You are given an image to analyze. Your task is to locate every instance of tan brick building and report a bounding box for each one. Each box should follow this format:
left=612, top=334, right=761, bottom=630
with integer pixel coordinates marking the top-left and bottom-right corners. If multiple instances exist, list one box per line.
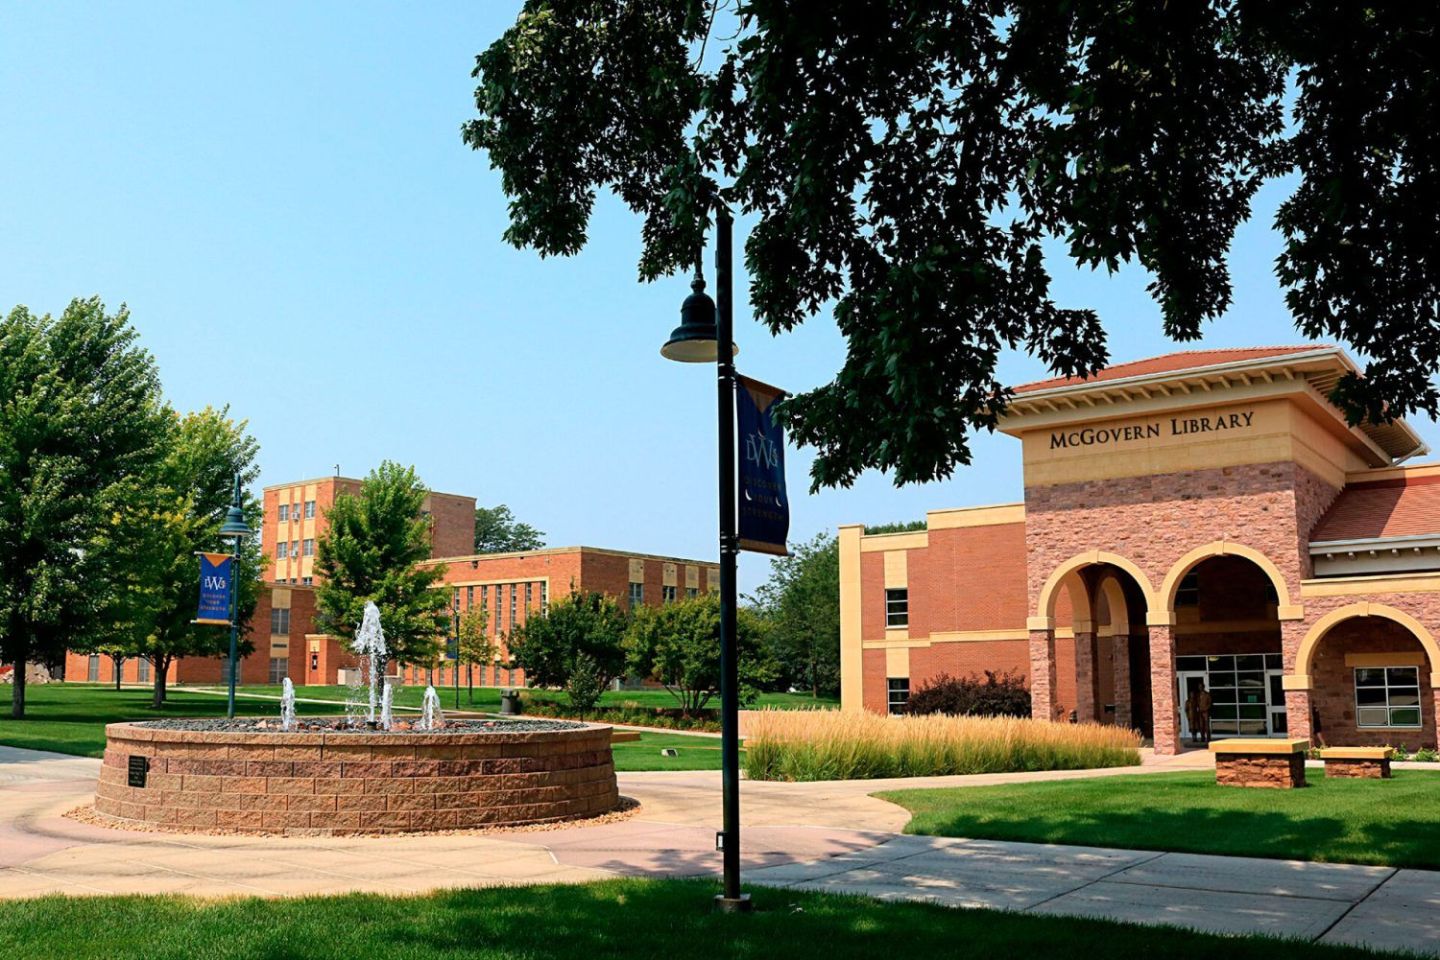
left=842, top=346, right=1440, bottom=754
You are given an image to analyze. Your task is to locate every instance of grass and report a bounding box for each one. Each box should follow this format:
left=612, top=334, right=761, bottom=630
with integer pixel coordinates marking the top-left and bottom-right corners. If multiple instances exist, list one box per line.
left=0, top=878, right=1405, bottom=960
left=744, top=710, right=1141, bottom=781
left=0, top=684, right=728, bottom=773
left=881, top=769, right=1440, bottom=869
left=189, top=682, right=838, bottom=713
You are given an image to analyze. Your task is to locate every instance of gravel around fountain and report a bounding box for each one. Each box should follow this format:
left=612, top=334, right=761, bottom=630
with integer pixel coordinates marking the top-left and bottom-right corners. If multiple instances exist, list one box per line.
left=129, top=717, right=588, bottom=734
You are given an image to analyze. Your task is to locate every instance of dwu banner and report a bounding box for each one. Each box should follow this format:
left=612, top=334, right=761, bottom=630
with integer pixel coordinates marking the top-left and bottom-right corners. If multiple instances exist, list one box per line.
left=195, top=553, right=233, bottom=625
left=736, top=375, right=789, bottom=556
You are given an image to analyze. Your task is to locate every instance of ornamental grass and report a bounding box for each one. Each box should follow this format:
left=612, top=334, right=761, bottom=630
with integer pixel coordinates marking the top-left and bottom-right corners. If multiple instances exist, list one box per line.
left=743, top=709, right=1142, bottom=782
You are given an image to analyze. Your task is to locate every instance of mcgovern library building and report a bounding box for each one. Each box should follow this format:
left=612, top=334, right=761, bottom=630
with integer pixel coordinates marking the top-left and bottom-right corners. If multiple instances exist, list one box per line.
left=840, top=346, right=1440, bottom=754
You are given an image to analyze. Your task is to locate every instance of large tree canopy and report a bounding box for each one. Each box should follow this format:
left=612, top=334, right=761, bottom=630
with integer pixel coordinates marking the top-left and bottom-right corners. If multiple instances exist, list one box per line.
left=465, top=2, right=1438, bottom=489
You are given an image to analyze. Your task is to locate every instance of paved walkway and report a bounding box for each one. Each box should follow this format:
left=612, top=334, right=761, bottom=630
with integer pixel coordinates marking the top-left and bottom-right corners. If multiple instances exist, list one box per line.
left=1, top=744, right=1435, bottom=954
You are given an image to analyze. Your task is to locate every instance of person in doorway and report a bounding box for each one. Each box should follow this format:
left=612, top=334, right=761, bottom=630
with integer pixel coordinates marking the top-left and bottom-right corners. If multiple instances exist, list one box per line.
left=1184, top=687, right=1201, bottom=745
left=1195, top=682, right=1213, bottom=744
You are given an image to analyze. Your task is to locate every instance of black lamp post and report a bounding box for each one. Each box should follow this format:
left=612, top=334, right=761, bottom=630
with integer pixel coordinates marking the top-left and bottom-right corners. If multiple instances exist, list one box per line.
left=218, top=474, right=252, bottom=719
left=452, top=599, right=461, bottom=710
left=661, top=208, right=749, bottom=913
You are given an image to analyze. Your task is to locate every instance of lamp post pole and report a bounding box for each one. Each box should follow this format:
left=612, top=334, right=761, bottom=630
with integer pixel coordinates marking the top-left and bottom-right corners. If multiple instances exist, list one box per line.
left=453, top=602, right=461, bottom=710
left=219, top=474, right=251, bottom=720
left=660, top=207, right=748, bottom=912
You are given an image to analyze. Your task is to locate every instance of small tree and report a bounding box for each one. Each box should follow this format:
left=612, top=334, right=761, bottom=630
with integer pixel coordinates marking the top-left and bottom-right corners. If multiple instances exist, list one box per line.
left=507, top=589, right=626, bottom=711
left=624, top=593, right=775, bottom=716
left=750, top=533, right=841, bottom=698
left=314, top=462, right=451, bottom=675
left=473, top=504, right=545, bottom=553
left=455, top=605, right=493, bottom=704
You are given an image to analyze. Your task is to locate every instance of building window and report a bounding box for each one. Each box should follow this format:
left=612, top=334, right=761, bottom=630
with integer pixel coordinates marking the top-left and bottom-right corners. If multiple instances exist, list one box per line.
left=686, top=587, right=698, bottom=600
left=271, top=607, right=291, bottom=635
left=480, top=584, right=488, bottom=609
left=304, top=500, right=315, bottom=519
left=277, top=542, right=289, bottom=559
left=629, top=582, right=643, bottom=608
left=136, top=658, right=151, bottom=683
left=453, top=587, right=461, bottom=609
left=1355, top=666, right=1422, bottom=728
left=525, top=582, right=532, bottom=612
left=302, top=539, right=315, bottom=557
left=662, top=585, right=677, bottom=604
left=278, top=503, right=289, bottom=522
left=885, top=588, right=909, bottom=627
left=510, top=584, right=517, bottom=624
left=887, top=678, right=910, bottom=714
left=291, top=541, right=299, bottom=559
left=268, top=658, right=289, bottom=684
left=466, top=585, right=474, bottom=607
left=87, top=655, right=100, bottom=682
left=302, top=577, right=313, bottom=586
left=540, top=581, right=548, bottom=613
left=1176, top=572, right=1200, bottom=607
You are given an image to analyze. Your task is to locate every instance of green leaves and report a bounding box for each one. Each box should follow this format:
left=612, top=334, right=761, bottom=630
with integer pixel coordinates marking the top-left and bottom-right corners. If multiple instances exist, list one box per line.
left=468, top=1, right=1440, bottom=487
left=507, top=589, right=628, bottom=705
left=313, top=462, right=450, bottom=666
left=623, top=592, right=774, bottom=715
left=473, top=504, right=545, bottom=553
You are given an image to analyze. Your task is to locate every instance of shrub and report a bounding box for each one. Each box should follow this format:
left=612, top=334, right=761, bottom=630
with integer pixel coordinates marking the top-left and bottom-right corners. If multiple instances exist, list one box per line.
left=743, top=709, right=1141, bottom=781
left=1394, top=744, right=1412, bottom=761
left=1414, top=747, right=1439, bottom=763
left=904, top=671, right=1030, bottom=718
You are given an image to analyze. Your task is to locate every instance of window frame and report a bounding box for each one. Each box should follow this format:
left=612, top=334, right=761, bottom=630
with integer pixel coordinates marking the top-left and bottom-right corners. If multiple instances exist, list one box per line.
left=887, top=677, right=910, bottom=714
left=1354, top=665, right=1423, bottom=729
left=277, top=503, right=289, bottom=522
left=629, top=581, right=643, bottom=608
left=884, top=588, right=909, bottom=628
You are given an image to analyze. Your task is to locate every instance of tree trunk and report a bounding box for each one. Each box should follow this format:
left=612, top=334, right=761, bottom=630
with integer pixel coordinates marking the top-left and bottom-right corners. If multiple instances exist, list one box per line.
left=114, top=656, right=124, bottom=691
left=467, top=665, right=473, bottom=704
left=151, top=659, right=168, bottom=709
left=10, top=659, right=26, bottom=719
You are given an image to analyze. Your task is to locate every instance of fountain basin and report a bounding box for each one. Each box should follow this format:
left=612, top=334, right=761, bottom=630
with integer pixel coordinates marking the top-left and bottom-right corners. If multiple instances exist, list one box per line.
left=95, top=718, right=619, bottom=835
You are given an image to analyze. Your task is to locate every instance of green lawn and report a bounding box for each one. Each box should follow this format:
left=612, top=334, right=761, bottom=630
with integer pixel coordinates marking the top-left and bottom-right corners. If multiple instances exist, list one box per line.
left=189, top=682, right=837, bottom=713
left=880, top=770, right=1440, bottom=869
left=0, top=878, right=1403, bottom=960
left=0, top=684, right=728, bottom=773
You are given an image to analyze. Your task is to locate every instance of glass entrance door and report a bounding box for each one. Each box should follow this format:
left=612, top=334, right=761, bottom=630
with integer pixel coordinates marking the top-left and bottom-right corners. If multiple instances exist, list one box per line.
left=1176, top=653, right=1286, bottom=739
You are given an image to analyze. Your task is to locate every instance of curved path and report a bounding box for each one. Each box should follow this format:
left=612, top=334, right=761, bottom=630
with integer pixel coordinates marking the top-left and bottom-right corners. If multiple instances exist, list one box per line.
left=1, top=745, right=1435, bottom=955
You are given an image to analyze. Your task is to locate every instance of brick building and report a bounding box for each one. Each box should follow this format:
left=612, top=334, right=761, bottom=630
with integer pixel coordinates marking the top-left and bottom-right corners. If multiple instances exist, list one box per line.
left=262, top=476, right=475, bottom=585
left=69, top=547, right=718, bottom=691
left=842, top=346, right=1440, bottom=754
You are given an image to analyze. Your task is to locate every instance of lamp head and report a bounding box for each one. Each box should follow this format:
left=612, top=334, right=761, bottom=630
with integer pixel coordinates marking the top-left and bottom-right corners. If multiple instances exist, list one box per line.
left=661, top=269, right=737, bottom=363
left=218, top=474, right=251, bottom=540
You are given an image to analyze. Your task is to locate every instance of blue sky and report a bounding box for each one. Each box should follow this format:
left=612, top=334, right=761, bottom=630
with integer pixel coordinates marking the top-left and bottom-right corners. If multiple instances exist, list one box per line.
left=3, top=2, right=1434, bottom=592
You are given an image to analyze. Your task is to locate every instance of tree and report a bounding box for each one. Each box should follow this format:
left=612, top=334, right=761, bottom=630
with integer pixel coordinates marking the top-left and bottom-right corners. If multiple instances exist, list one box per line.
left=93, top=408, right=265, bottom=707
left=624, top=592, right=775, bottom=715
left=473, top=504, right=545, bottom=553
left=750, top=533, right=840, bottom=698
left=456, top=605, right=494, bottom=704
left=466, top=3, right=1440, bottom=489
left=313, top=462, right=450, bottom=674
left=0, top=299, right=167, bottom=718
left=507, top=589, right=627, bottom=710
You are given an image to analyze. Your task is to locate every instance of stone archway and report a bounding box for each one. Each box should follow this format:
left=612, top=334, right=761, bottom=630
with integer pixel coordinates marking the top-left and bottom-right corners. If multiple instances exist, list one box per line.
left=1158, top=540, right=1303, bottom=622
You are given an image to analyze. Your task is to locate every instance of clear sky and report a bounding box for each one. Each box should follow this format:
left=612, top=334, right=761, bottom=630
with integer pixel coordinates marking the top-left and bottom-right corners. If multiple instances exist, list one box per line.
left=3, top=2, right=1435, bottom=593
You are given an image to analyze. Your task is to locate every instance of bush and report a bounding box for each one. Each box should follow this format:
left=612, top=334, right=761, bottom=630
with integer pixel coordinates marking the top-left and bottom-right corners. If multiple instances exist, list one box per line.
left=1414, top=747, right=1439, bottom=763
left=904, top=671, right=1030, bottom=718
left=743, top=709, right=1141, bottom=781
left=520, top=696, right=721, bottom=732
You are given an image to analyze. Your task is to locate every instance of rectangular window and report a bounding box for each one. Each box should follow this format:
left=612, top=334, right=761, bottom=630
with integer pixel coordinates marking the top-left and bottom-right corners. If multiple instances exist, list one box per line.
left=662, top=585, right=677, bottom=604
left=1355, top=666, right=1422, bottom=728
left=302, top=577, right=313, bottom=586
left=277, top=542, right=288, bottom=559
left=885, top=588, right=909, bottom=627
left=480, top=585, right=488, bottom=609
left=540, top=581, right=548, bottom=613
left=278, top=503, right=289, bottom=522
left=887, top=678, right=910, bottom=714
left=629, top=582, right=643, bottom=608
left=290, top=541, right=299, bottom=560
left=302, top=539, right=315, bottom=557
left=466, top=585, right=474, bottom=608
left=525, top=582, right=532, bottom=613
left=686, top=587, right=698, bottom=600
left=304, top=500, right=316, bottom=519
left=268, top=657, right=289, bottom=684
left=271, top=607, right=291, bottom=635
left=453, top=587, right=461, bottom=609
left=137, top=658, right=151, bottom=683
left=510, top=584, right=517, bottom=624
left=87, top=654, right=100, bottom=682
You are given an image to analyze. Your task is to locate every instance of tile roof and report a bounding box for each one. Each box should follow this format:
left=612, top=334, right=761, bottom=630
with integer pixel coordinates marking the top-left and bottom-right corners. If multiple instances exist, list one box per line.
left=1013, top=346, right=1328, bottom=394
left=1312, top=476, right=1440, bottom=542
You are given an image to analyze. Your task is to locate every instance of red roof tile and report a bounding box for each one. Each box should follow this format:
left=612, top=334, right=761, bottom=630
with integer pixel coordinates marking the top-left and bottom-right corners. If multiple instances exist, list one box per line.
left=1014, top=346, right=1329, bottom=394
left=1312, top=476, right=1440, bottom=542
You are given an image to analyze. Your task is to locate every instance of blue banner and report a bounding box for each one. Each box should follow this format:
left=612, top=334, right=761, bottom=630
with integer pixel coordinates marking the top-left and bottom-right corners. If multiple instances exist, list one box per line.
left=737, top=375, right=789, bottom=556
left=195, top=553, right=233, bottom=624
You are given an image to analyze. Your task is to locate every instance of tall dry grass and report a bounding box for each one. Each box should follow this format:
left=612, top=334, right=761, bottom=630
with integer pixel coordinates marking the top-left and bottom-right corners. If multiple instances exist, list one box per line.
left=743, top=709, right=1142, bottom=781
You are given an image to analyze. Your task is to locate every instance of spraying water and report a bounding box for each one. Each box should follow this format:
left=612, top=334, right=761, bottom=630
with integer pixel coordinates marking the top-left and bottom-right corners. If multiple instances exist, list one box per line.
left=379, top=681, right=395, bottom=731
left=351, top=602, right=388, bottom=726
left=280, top=677, right=297, bottom=732
left=420, top=685, right=444, bottom=731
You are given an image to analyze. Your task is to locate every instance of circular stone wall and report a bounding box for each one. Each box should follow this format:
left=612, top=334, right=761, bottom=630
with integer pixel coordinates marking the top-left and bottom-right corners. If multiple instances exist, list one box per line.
left=94, top=719, right=619, bottom=835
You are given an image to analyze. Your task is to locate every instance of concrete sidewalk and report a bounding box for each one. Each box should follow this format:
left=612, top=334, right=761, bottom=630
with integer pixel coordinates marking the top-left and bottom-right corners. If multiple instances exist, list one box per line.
left=1, top=744, right=1436, bottom=954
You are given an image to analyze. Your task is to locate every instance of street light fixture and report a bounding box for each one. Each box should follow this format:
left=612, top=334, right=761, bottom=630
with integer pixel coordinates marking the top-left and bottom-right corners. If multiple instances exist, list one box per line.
left=661, top=208, right=750, bottom=913
left=218, top=474, right=252, bottom=719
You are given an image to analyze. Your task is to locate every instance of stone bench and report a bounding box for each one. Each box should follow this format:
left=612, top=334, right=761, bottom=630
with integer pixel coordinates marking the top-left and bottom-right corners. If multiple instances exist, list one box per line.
left=611, top=730, right=641, bottom=744
left=1320, top=746, right=1393, bottom=779
left=1211, top=738, right=1310, bottom=788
